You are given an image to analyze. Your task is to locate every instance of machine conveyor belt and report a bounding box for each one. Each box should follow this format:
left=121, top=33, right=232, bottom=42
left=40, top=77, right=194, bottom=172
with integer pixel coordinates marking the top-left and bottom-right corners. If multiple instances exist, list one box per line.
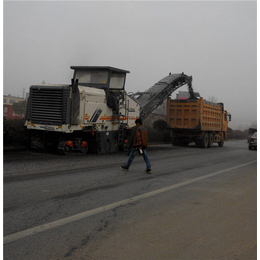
left=129, top=73, right=194, bottom=120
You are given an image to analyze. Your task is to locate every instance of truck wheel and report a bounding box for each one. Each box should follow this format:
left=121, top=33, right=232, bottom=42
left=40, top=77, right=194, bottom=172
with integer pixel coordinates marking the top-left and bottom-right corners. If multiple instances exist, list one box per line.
left=201, top=133, right=209, bottom=148
left=123, top=144, right=129, bottom=152
left=63, top=145, right=71, bottom=155
left=58, top=141, right=71, bottom=155
left=80, top=145, right=89, bottom=154
left=119, top=142, right=128, bottom=152
left=218, top=139, right=224, bottom=147
left=36, top=139, right=46, bottom=152
left=208, top=133, right=213, bottom=148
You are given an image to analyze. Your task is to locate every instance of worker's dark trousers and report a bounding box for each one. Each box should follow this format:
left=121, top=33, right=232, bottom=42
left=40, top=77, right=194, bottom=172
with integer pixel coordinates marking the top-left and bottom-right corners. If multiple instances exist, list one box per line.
left=125, top=147, right=151, bottom=169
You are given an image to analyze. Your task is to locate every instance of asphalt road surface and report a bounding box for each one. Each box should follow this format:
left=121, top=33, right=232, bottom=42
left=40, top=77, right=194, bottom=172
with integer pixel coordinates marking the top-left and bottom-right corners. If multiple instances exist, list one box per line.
left=4, top=140, right=257, bottom=260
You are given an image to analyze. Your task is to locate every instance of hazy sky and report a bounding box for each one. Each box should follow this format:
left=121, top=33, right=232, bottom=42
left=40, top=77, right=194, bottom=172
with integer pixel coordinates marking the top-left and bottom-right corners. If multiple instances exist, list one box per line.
left=3, top=1, right=257, bottom=130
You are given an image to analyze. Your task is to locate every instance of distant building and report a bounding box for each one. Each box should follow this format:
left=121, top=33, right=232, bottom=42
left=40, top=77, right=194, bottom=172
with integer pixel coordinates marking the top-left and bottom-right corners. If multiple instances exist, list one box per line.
left=3, top=94, right=26, bottom=119
left=3, top=104, right=25, bottom=119
left=3, top=94, right=25, bottom=105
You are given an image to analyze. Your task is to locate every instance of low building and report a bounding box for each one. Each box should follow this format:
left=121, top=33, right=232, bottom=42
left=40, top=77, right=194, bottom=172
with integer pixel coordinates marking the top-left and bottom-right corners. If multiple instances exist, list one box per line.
left=3, top=95, right=25, bottom=105
left=3, top=104, right=24, bottom=119
left=3, top=95, right=26, bottom=119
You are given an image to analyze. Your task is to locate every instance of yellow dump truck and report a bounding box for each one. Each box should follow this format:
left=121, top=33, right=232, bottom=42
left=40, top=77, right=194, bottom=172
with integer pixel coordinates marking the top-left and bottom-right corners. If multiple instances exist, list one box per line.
left=166, top=97, right=231, bottom=148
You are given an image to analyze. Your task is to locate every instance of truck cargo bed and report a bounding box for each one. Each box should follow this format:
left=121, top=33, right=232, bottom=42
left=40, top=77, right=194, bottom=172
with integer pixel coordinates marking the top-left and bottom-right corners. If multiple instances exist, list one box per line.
left=166, top=97, right=223, bottom=131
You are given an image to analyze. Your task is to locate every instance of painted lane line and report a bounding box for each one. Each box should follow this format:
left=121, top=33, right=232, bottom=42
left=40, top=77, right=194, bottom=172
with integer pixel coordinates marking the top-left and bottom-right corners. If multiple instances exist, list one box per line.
left=4, top=160, right=256, bottom=244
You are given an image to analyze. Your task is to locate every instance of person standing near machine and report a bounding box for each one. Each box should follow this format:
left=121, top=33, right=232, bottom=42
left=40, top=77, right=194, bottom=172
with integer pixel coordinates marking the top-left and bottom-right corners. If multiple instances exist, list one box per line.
left=121, top=119, right=152, bottom=173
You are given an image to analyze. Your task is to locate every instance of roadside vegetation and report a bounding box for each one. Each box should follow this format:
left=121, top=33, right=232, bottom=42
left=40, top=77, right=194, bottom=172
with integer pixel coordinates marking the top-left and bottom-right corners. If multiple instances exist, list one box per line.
left=3, top=117, right=30, bottom=147
left=146, top=119, right=171, bottom=143
left=3, top=117, right=249, bottom=148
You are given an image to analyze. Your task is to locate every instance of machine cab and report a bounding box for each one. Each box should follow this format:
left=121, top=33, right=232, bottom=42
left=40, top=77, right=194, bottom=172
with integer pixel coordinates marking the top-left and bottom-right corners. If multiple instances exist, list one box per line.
left=71, top=66, right=129, bottom=91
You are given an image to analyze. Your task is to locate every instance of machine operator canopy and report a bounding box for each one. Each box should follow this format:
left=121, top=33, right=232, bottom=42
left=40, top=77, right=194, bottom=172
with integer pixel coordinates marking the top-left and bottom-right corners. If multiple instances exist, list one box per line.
left=71, top=66, right=130, bottom=91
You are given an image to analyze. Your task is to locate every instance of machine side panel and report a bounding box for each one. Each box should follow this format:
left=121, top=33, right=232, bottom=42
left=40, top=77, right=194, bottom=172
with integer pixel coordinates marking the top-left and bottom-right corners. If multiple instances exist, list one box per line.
left=200, top=99, right=223, bottom=131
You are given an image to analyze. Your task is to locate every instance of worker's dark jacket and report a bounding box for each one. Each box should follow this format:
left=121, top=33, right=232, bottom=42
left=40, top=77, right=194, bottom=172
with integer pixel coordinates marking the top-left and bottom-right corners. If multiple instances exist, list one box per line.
left=133, top=126, right=148, bottom=149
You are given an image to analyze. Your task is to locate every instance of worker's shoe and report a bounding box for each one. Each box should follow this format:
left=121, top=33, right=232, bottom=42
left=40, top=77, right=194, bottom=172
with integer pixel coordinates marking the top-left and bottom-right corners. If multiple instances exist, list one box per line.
left=121, top=165, right=129, bottom=170
left=145, top=169, right=152, bottom=174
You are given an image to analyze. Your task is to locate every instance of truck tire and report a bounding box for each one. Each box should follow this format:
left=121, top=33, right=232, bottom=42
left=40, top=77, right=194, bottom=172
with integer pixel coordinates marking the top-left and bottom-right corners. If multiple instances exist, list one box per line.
left=119, top=143, right=128, bottom=152
left=35, top=139, right=46, bottom=152
left=80, top=145, right=89, bottom=154
left=201, top=133, right=209, bottom=148
left=58, top=141, right=71, bottom=155
left=218, top=139, right=224, bottom=147
left=208, top=133, right=213, bottom=148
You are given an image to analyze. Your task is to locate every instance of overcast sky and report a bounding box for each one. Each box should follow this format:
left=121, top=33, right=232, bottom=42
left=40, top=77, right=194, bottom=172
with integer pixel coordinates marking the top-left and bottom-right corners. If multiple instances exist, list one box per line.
left=3, top=1, right=257, bottom=130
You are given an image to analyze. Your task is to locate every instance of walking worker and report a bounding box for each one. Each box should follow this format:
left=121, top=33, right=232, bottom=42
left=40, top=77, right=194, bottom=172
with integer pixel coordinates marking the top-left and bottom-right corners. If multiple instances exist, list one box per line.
left=121, top=119, right=152, bottom=173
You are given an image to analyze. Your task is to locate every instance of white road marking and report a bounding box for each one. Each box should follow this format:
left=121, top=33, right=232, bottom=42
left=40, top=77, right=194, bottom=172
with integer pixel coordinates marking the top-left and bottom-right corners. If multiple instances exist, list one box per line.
left=4, top=160, right=256, bottom=244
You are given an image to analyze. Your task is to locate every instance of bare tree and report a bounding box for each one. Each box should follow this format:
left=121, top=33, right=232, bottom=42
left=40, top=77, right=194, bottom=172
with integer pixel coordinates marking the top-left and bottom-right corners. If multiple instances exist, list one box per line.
left=250, top=121, right=257, bottom=128
left=13, top=100, right=27, bottom=116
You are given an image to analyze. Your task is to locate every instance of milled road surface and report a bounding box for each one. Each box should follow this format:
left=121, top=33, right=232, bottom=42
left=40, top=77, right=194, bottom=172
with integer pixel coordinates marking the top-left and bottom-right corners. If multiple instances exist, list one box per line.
left=4, top=140, right=257, bottom=259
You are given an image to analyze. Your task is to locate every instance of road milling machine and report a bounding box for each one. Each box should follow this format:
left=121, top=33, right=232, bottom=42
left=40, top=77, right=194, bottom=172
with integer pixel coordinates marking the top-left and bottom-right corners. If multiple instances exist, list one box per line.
left=25, top=66, right=193, bottom=154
